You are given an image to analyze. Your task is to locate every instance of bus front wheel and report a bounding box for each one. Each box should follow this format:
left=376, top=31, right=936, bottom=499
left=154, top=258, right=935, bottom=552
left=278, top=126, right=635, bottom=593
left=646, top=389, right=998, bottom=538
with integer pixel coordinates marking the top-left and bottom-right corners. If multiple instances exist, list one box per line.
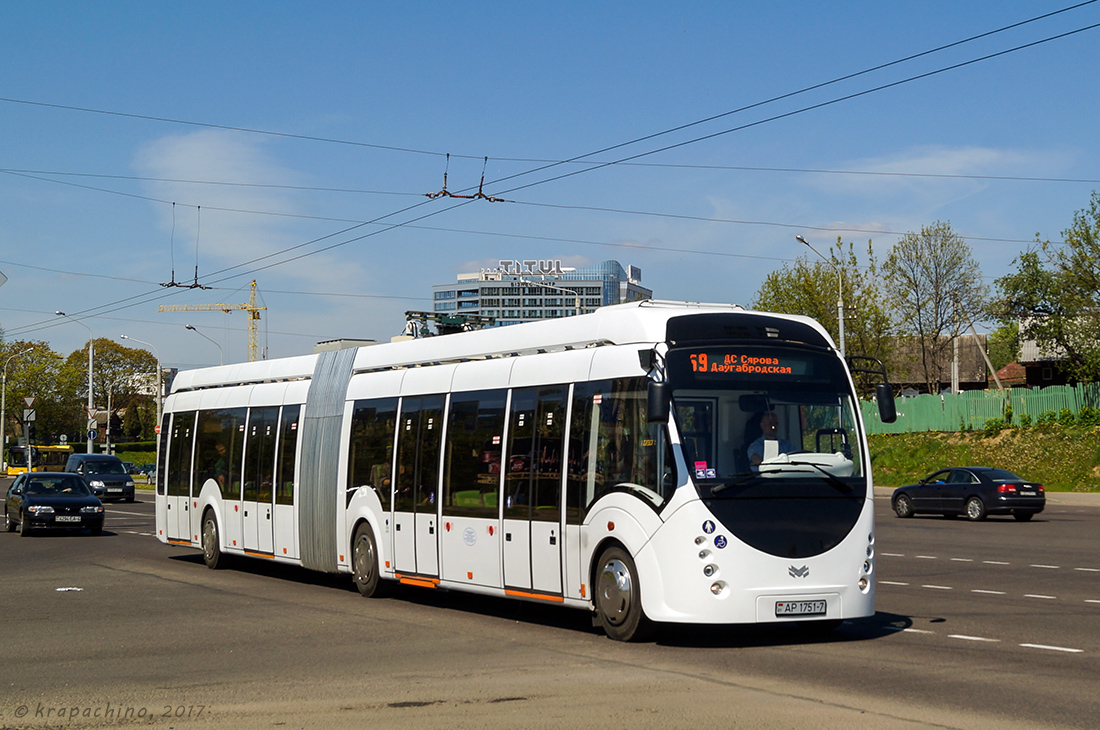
left=594, top=546, right=652, bottom=642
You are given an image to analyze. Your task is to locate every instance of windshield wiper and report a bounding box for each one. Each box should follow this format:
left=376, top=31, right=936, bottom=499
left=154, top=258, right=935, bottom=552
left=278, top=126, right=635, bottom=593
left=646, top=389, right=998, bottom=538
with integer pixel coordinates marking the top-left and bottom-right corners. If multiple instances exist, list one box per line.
left=784, top=460, right=854, bottom=494
left=709, top=472, right=761, bottom=495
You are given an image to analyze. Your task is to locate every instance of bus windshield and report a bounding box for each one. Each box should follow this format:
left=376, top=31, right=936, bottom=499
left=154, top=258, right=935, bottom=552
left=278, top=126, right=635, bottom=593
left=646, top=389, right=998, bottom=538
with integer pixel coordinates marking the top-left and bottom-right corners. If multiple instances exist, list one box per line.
left=667, top=345, right=864, bottom=498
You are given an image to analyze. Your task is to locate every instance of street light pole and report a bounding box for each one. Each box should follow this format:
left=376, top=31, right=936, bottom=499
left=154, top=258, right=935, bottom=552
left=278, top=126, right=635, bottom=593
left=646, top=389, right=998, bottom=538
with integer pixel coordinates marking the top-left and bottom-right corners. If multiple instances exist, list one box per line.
left=2, top=347, right=34, bottom=470
left=56, top=311, right=95, bottom=455
left=185, top=324, right=224, bottom=365
left=796, top=235, right=845, bottom=358
left=120, top=335, right=163, bottom=433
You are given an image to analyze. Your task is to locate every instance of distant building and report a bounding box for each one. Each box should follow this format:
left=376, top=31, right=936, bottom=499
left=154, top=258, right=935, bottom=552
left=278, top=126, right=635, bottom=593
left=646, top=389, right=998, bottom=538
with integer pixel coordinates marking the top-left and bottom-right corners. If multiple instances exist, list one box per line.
left=888, top=334, right=988, bottom=394
left=432, top=259, right=652, bottom=326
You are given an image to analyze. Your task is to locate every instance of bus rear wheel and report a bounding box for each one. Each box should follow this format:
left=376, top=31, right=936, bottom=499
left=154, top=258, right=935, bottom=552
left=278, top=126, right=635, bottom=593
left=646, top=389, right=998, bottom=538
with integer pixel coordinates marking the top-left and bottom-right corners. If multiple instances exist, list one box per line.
left=594, top=547, right=652, bottom=642
left=352, top=522, right=390, bottom=597
left=201, top=512, right=226, bottom=569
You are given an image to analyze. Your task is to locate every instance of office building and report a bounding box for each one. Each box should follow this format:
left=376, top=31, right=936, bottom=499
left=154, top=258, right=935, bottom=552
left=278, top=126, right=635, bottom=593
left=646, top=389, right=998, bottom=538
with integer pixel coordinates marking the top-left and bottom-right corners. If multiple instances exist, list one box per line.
left=432, top=259, right=652, bottom=326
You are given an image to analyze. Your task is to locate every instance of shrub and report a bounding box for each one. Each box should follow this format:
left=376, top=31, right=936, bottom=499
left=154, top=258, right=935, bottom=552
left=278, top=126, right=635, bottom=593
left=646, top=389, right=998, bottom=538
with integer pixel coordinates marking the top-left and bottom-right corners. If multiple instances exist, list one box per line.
left=1078, top=407, right=1100, bottom=427
left=1018, top=413, right=1033, bottom=429
left=1059, top=408, right=1077, bottom=427
left=1037, top=410, right=1057, bottom=426
left=983, top=417, right=1009, bottom=436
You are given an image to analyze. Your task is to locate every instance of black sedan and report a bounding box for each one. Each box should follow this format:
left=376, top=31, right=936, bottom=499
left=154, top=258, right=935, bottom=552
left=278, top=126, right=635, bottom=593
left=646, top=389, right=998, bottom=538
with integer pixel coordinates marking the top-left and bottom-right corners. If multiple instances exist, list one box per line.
left=891, top=467, right=1045, bottom=521
left=4, top=472, right=105, bottom=536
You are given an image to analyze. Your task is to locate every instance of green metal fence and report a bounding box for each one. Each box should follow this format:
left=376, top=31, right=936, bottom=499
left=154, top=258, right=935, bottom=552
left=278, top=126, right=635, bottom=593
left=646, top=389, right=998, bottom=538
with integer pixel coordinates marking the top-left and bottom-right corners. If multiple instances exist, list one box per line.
left=862, top=383, right=1100, bottom=434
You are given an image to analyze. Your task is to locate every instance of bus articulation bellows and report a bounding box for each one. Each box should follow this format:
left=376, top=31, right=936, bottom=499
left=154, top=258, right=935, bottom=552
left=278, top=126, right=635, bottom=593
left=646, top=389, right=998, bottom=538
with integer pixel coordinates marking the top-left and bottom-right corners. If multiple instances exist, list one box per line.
left=155, top=300, right=895, bottom=640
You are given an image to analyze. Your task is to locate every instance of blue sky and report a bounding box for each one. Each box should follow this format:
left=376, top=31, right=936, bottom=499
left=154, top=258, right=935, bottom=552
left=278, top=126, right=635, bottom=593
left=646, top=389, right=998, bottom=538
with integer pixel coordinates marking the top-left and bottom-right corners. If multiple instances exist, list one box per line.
left=2, top=2, right=1099, bottom=369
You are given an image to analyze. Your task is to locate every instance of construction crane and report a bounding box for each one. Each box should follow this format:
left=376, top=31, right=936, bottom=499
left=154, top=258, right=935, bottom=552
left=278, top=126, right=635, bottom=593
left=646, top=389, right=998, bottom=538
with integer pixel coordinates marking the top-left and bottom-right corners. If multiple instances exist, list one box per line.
left=158, top=280, right=267, bottom=361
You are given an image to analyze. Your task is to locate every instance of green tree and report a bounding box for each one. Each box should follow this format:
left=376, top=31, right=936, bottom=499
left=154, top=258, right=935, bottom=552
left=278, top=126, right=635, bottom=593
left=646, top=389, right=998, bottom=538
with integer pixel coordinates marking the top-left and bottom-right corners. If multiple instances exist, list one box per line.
left=996, top=190, right=1100, bottom=382
left=753, top=238, right=894, bottom=376
left=882, top=221, right=987, bottom=394
left=61, top=338, right=158, bottom=441
left=985, top=321, right=1020, bottom=372
left=2, top=340, right=71, bottom=445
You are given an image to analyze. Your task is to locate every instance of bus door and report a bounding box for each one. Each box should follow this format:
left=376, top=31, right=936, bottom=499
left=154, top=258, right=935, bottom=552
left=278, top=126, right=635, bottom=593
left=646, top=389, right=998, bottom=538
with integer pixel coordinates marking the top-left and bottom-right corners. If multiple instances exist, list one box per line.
left=165, top=412, right=195, bottom=542
left=503, top=386, right=566, bottom=595
left=392, top=395, right=444, bottom=577
left=242, top=407, right=278, bottom=555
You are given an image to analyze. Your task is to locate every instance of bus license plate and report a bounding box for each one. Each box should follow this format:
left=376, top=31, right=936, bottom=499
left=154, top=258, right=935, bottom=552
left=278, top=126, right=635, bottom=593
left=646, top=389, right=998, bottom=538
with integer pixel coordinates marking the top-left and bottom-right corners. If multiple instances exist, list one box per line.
left=775, top=600, right=826, bottom=617
left=56, top=516, right=81, bottom=523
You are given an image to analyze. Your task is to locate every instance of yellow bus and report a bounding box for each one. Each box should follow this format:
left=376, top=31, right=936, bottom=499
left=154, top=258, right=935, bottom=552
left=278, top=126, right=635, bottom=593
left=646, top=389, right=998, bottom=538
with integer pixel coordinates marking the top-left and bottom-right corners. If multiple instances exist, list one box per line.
left=5, top=445, right=74, bottom=476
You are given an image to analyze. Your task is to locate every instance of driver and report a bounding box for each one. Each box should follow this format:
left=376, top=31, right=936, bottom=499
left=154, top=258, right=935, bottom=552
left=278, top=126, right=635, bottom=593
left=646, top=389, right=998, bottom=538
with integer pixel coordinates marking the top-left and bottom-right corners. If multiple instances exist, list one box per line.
left=747, top=411, right=795, bottom=469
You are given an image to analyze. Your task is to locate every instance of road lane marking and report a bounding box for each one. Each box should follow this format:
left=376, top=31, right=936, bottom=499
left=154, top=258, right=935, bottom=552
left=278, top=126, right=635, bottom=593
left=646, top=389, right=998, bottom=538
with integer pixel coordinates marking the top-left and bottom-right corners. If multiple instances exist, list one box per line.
left=881, top=552, right=904, bottom=557
left=922, top=585, right=953, bottom=590
left=1030, top=564, right=1060, bottom=569
left=950, top=634, right=999, bottom=643
left=915, top=555, right=938, bottom=559
left=972, top=589, right=1006, bottom=595
left=1019, top=643, right=1083, bottom=653
left=879, top=581, right=909, bottom=586
left=1086, top=599, right=1100, bottom=604
left=1025, top=594, right=1057, bottom=600
left=950, top=558, right=973, bottom=562
left=1075, top=568, right=1100, bottom=572
left=902, top=628, right=935, bottom=634
left=107, top=510, right=152, bottom=517
left=983, top=560, right=1010, bottom=565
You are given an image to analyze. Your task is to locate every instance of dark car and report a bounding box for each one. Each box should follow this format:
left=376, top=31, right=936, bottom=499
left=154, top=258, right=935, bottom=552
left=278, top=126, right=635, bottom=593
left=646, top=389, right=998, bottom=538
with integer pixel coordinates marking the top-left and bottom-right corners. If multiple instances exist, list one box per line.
left=892, top=467, right=1045, bottom=521
left=5, top=472, right=105, bottom=536
left=121, top=461, right=139, bottom=475
left=63, top=453, right=136, bottom=502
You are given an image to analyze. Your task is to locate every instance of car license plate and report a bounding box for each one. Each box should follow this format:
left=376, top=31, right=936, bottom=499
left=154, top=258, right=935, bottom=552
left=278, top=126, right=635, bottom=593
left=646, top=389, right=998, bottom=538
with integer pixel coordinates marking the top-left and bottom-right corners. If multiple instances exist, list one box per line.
left=775, top=600, right=826, bottom=617
left=1020, top=491, right=1036, bottom=496
left=56, top=515, right=81, bottom=523
left=108, top=488, right=122, bottom=492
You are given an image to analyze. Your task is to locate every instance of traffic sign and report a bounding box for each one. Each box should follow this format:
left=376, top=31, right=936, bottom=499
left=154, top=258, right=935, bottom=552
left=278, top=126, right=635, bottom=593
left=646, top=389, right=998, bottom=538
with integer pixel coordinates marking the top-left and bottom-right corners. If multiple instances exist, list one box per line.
left=24, top=409, right=36, bottom=422
left=24, top=396, right=36, bottom=408
left=88, top=429, right=98, bottom=441
left=60, top=434, right=68, bottom=444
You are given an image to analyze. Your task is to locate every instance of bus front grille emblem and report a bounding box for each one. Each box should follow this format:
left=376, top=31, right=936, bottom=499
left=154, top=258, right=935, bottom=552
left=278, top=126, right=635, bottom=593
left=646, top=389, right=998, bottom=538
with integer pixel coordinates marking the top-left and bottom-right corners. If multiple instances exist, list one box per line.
left=789, top=565, right=809, bottom=578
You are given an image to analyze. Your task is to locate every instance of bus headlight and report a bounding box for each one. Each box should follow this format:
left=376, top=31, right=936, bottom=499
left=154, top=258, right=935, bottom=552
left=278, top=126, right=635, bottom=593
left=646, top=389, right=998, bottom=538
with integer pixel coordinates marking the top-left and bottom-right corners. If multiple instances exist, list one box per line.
left=703, top=564, right=718, bottom=578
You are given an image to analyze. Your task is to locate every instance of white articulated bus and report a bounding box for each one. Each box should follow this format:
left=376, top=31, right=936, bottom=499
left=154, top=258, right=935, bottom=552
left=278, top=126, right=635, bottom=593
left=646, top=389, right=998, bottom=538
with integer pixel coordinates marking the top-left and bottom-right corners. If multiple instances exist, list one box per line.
left=155, top=300, right=896, bottom=640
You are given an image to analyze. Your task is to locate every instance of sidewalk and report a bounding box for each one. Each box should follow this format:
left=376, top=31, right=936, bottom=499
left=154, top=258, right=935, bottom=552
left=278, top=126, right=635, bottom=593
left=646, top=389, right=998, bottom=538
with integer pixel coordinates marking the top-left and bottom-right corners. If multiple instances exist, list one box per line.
left=874, top=486, right=1099, bottom=506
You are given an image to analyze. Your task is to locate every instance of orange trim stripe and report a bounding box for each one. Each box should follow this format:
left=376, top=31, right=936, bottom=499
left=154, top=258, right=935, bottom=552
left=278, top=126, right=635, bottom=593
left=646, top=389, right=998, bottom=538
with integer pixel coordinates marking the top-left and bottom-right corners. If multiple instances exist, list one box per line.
left=505, top=589, right=565, bottom=603
left=166, top=539, right=192, bottom=546
left=395, top=574, right=440, bottom=589
left=244, top=551, right=274, bottom=559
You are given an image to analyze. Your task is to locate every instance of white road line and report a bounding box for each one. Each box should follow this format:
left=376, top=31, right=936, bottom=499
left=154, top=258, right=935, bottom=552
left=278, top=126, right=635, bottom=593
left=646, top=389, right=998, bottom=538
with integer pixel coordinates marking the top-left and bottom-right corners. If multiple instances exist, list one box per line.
left=950, top=558, right=973, bottom=562
left=881, top=552, right=905, bottom=557
left=972, top=589, right=1006, bottom=595
left=1075, top=568, right=1100, bottom=573
left=106, top=510, right=151, bottom=517
left=1024, top=594, right=1057, bottom=600
left=879, top=580, right=909, bottom=586
left=1030, top=564, right=1060, bottom=569
left=950, top=634, right=1000, bottom=643
left=1085, top=599, right=1100, bottom=604
left=922, top=585, right=953, bottom=590
left=902, top=628, right=935, bottom=634
left=915, top=555, right=938, bottom=560
left=1020, top=643, right=1083, bottom=653
left=983, top=560, right=1011, bottom=565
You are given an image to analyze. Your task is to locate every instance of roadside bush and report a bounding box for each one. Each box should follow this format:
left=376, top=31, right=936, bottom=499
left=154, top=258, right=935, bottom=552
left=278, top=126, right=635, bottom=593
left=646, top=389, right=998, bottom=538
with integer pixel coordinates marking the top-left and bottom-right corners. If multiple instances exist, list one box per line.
left=983, top=417, right=1009, bottom=436
left=1018, top=413, right=1033, bottom=428
left=1078, top=406, right=1100, bottom=426
left=1059, top=408, right=1077, bottom=427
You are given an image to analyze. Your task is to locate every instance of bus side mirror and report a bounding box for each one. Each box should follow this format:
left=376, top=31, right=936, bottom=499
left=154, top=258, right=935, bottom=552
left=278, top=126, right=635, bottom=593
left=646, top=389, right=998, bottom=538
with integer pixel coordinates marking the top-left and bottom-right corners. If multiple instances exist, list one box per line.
left=876, top=383, right=897, bottom=423
left=647, top=381, right=670, bottom=424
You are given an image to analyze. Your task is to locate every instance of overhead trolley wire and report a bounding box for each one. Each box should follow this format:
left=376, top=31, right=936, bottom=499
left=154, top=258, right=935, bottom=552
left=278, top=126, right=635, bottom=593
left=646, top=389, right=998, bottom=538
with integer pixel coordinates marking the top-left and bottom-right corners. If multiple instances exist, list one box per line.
left=7, top=6, right=1100, bottom=336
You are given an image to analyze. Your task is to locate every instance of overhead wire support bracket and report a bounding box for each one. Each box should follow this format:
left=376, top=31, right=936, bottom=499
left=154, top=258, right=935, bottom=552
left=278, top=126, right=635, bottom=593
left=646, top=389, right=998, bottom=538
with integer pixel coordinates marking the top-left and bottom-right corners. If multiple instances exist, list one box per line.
left=425, top=155, right=507, bottom=202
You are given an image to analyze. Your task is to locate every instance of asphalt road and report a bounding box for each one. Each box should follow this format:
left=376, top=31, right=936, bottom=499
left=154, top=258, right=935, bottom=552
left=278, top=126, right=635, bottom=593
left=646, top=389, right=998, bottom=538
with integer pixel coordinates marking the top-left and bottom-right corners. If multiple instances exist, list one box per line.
left=1, top=485, right=1097, bottom=730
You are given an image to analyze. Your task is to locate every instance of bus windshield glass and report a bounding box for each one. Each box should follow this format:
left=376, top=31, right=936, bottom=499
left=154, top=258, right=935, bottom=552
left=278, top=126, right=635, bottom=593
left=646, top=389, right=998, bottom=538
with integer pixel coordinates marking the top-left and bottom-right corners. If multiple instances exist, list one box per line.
left=667, top=345, right=864, bottom=498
